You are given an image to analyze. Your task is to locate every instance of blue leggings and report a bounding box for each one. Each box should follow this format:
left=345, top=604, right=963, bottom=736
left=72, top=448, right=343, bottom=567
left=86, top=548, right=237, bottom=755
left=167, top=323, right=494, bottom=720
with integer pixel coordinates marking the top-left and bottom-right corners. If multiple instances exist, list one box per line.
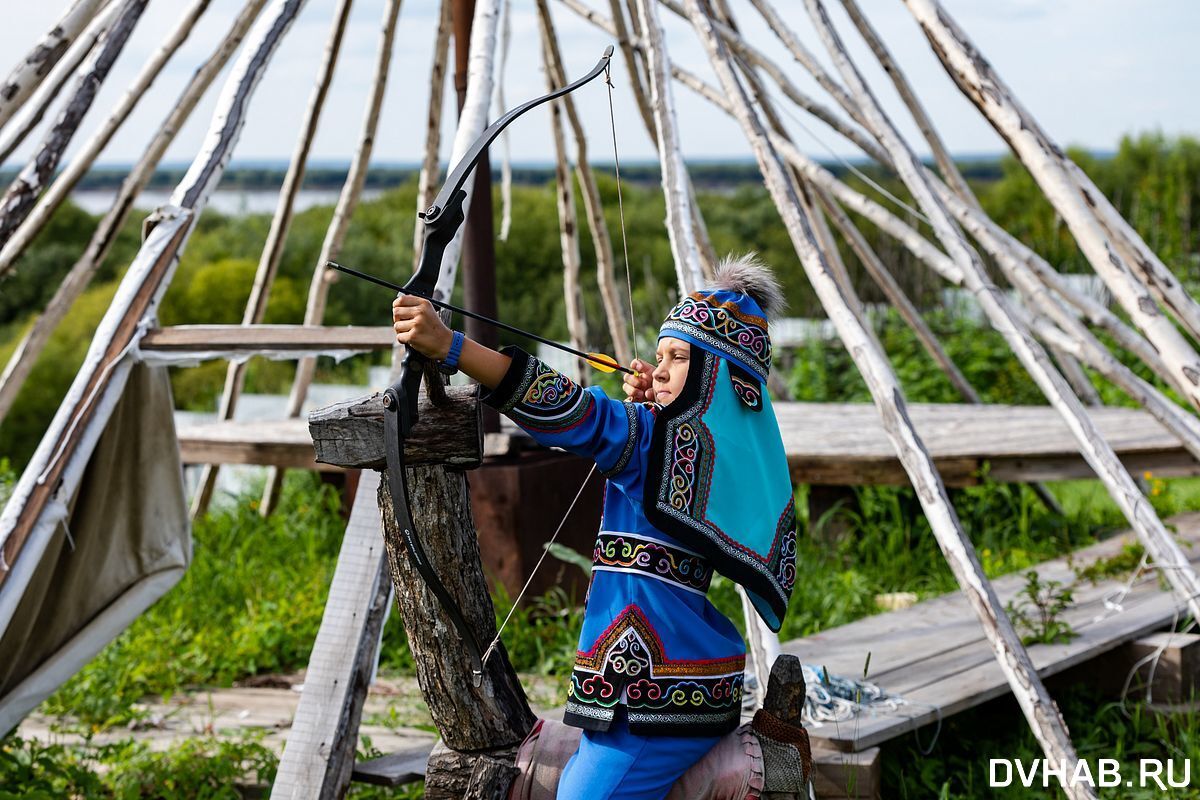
left=556, top=716, right=723, bottom=800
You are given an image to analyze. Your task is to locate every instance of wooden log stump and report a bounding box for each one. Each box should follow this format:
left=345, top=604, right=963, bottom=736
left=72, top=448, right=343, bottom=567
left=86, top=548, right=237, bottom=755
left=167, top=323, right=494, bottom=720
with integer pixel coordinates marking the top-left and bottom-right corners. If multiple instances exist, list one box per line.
left=309, top=386, right=484, bottom=470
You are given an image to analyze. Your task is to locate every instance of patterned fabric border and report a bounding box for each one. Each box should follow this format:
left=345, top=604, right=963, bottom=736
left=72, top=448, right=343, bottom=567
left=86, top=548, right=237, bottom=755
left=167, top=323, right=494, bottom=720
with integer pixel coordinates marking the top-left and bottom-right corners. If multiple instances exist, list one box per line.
left=496, top=355, right=594, bottom=434
left=601, top=402, right=641, bottom=478
left=592, top=531, right=712, bottom=595
left=565, top=605, right=744, bottom=737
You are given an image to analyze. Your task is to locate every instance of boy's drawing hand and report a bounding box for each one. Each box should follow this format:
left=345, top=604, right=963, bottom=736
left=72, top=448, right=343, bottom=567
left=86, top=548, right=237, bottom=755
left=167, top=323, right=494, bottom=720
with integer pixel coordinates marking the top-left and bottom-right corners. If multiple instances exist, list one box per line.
left=393, top=294, right=453, bottom=360
left=622, top=358, right=656, bottom=402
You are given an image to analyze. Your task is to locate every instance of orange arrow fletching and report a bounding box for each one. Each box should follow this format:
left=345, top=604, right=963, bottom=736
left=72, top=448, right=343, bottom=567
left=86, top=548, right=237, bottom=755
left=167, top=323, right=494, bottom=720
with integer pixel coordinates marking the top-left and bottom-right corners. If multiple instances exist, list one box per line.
left=585, top=352, right=621, bottom=373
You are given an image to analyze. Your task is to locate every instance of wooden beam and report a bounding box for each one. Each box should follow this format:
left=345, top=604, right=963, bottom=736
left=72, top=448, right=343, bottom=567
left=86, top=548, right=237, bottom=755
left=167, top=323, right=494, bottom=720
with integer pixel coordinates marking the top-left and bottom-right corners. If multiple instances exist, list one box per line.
left=271, top=470, right=392, bottom=800
left=140, top=325, right=394, bottom=353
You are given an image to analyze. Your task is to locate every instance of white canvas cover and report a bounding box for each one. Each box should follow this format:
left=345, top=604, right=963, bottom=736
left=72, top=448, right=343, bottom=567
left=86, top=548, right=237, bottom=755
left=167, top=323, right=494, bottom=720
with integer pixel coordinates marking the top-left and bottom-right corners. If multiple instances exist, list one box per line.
left=0, top=362, right=190, bottom=733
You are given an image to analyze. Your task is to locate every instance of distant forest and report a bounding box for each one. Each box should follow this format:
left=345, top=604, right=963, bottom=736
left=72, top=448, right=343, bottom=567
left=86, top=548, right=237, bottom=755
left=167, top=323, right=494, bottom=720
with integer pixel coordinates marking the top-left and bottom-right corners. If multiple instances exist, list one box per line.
left=0, top=156, right=1012, bottom=194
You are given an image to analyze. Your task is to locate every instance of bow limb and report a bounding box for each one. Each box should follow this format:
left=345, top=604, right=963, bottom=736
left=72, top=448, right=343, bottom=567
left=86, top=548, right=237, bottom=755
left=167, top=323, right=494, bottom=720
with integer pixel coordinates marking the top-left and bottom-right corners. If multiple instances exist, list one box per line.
left=385, top=46, right=615, bottom=688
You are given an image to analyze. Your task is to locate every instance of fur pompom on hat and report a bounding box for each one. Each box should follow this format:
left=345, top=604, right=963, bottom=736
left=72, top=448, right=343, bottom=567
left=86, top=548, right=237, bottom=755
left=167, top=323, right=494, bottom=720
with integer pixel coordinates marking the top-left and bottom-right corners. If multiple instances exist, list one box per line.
left=708, top=252, right=787, bottom=320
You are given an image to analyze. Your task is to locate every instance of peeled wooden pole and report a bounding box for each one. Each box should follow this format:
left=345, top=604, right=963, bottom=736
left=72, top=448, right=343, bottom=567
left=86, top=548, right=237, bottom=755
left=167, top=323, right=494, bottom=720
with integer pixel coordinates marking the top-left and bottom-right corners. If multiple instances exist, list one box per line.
left=634, top=0, right=704, bottom=294
left=686, top=5, right=1095, bottom=798
left=0, top=0, right=109, bottom=132
left=804, top=0, right=1200, bottom=687
left=413, top=0, right=452, bottom=269
left=431, top=0, right=503, bottom=303
left=606, top=0, right=654, bottom=139
left=813, top=187, right=979, bottom=403
left=836, top=0, right=975, bottom=208
left=558, top=0, right=717, bottom=281
left=657, top=0, right=889, bottom=167
left=191, top=0, right=355, bottom=518
left=742, top=0, right=861, bottom=128
left=494, top=0, right=514, bottom=241
left=0, top=0, right=270, bottom=429
left=541, top=34, right=589, bottom=380
left=260, top=0, right=404, bottom=516
left=0, top=0, right=212, bottom=278
left=0, top=0, right=148, bottom=254
left=903, top=0, right=1200, bottom=412
left=537, top=0, right=631, bottom=367
left=934, top=179, right=1200, bottom=463
left=0, top=1, right=120, bottom=167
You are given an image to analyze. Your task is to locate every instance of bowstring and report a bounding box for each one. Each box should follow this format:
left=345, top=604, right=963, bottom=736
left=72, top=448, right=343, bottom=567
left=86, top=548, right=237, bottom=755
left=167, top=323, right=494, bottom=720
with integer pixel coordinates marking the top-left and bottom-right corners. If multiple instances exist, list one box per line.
left=482, top=60, right=640, bottom=669
left=606, top=62, right=639, bottom=362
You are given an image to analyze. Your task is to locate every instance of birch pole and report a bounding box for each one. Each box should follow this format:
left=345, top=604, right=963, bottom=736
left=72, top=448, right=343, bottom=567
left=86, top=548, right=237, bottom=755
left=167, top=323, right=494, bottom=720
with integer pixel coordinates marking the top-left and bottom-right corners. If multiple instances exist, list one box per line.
left=813, top=187, right=979, bottom=403
left=633, top=0, right=704, bottom=293
left=537, top=0, right=631, bottom=367
left=0, top=0, right=213, bottom=275
left=0, top=0, right=311, bottom=606
left=494, top=0, right=514, bottom=241
left=0, top=1, right=120, bottom=167
left=431, top=0, right=502, bottom=303
left=684, top=5, right=1096, bottom=797
left=657, top=0, right=889, bottom=167
left=541, top=37, right=588, bottom=381
left=903, top=0, right=1200, bottom=409
left=0, top=0, right=147, bottom=254
left=803, top=0, right=1200, bottom=660
left=0, top=0, right=270, bottom=428
left=558, top=0, right=716, bottom=280
left=191, top=0, right=355, bottom=517
left=260, top=0, right=404, bottom=516
left=607, top=0, right=654, bottom=136
left=413, top=0, right=451, bottom=269
left=835, top=0, right=976, bottom=209
left=932, top=180, right=1200, bottom=462
left=0, top=0, right=109, bottom=131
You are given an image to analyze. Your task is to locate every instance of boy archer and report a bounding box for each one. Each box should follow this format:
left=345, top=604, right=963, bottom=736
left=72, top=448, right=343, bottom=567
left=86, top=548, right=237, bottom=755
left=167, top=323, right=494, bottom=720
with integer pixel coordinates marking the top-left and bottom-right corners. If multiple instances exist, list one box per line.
left=392, top=254, right=796, bottom=800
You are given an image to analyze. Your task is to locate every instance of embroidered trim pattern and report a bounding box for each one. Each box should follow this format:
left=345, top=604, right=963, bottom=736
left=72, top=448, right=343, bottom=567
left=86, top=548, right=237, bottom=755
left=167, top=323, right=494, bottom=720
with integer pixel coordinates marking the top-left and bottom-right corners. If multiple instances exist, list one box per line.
left=602, top=402, right=641, bottom=478
left=730, top=370, right=763, bottom=412
left=564, top=605, right=744, bottom=736
left=499, top=357, right=594, bottom=433
left=661, top=294, right=771, bottom=380
left=592, top=532, right=712, bottom=595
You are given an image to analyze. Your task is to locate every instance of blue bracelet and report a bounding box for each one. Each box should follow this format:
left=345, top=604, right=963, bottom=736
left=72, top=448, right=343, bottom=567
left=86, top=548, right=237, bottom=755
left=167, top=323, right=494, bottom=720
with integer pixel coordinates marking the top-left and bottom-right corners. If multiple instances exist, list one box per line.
left=440, top=330, right=466, bottom=374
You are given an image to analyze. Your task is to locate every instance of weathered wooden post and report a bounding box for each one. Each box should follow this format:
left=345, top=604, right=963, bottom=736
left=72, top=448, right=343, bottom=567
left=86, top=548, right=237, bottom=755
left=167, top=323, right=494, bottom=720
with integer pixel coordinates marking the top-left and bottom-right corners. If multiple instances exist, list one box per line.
left=311, top=382, right=536, bottom=799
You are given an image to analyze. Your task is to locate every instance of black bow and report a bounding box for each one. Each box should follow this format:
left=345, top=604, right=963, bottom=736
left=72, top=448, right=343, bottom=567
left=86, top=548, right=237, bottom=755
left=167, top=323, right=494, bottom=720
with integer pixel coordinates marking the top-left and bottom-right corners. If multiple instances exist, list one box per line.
left=383, top=46, right=614, bottom=687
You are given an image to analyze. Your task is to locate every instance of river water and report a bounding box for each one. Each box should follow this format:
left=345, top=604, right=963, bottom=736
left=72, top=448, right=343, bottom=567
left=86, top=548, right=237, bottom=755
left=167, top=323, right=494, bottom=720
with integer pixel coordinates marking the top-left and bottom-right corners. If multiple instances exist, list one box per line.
left=71, top=187, right=387, bottom=217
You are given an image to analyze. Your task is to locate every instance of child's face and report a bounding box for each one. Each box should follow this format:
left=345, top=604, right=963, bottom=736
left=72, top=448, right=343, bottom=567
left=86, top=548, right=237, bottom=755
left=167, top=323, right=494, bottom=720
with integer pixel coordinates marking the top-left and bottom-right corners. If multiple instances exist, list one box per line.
left=652, top=337, right=691, bottom=406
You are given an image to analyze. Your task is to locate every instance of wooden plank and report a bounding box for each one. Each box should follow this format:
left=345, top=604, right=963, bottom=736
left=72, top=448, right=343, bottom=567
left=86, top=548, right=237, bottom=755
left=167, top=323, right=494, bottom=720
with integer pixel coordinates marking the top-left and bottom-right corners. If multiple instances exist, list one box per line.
left=271, top=470, right=392, bottom=799
left=140, top=324, right=394, bottom=353
left=784, top=513, right=1200, bottom=752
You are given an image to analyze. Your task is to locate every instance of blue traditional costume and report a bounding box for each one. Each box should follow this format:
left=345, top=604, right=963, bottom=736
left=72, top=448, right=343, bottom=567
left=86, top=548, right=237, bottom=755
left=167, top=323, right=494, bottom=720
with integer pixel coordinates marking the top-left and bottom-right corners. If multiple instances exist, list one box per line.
left=482, top=259, right=796, bottom=800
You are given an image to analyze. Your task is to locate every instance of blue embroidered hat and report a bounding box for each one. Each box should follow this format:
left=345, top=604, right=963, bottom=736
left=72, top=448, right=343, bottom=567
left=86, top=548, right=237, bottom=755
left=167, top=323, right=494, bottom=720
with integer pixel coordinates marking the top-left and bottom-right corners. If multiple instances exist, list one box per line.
left=658, top=253, right=785, bottom=409
left=645, top=254, right=796, bottom=632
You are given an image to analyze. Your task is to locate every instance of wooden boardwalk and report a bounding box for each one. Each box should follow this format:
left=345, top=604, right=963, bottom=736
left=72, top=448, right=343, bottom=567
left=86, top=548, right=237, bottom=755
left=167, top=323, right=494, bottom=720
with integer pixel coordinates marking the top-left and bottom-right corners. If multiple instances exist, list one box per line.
left=179, top=402, right=1200, bottom=487
left=776, top=402, right=1199, bottom=485
left=785, top=512, right=1200, bottom=752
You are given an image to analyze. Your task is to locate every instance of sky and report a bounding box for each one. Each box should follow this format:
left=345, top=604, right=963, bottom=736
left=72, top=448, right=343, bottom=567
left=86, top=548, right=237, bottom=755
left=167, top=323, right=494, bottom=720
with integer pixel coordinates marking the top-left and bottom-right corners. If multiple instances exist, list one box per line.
left=0, top=0, right=1196, bottom=170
